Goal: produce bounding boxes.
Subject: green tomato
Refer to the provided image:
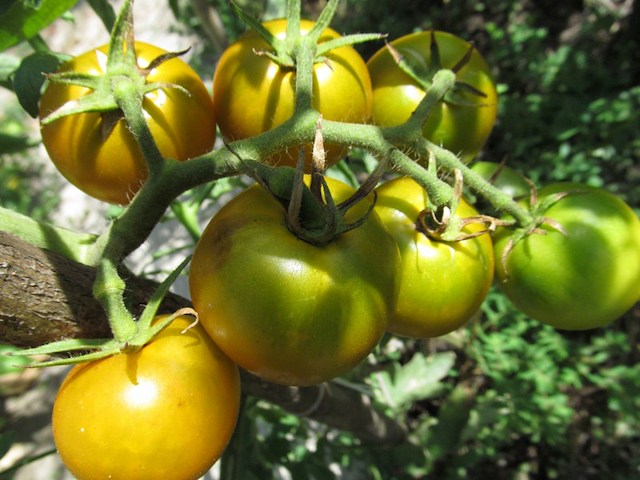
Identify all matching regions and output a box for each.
[494,183,640,330]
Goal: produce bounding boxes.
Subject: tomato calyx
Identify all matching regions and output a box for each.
[40,0,192,131]
[496,187,580,276]
[386,29,491,109]
[414,169,504,242]
[230,120,385,247]
[230,0,384,71]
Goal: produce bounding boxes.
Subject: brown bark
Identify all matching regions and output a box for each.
[0,231,406,445]
[0,230,185,346]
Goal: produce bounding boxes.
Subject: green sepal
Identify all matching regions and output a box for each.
[135,256,191,334]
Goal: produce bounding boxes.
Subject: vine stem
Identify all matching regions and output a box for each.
[427,142,534,225]
[293,35,317,114]
[113,76,165,177]
[92,257,137,342]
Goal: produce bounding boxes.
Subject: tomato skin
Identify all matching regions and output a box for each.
[367,31,498,162]
[375,177,494,338]
[494,183,640,330]
[39,42,216,205]
[470,161,531,200]
[52,316,240,480]
[212,19,372,170]
[189,178,398,386]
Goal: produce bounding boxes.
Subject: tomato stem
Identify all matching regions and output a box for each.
[114,77,165,176]
[427,142,535,226]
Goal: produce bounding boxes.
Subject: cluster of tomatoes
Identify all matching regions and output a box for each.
[37,16,640,480]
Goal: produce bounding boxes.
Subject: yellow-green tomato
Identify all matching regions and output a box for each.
[212,19,372,170]
[52,315,240,480]
[39,42,216,205]
[367,31,498,162]
[189,177,398,386]
[375,176,495,338]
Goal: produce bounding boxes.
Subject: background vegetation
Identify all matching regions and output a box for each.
[1,0,639,478]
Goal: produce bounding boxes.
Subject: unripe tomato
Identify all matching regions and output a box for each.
[367,31,498,162]
[212,19,372,170]
[375,176,494,338]
[39,42,216,205]
[470,161,531,200]
[189,177,398,386]
[52,315,240,480]
[494,183,640,330]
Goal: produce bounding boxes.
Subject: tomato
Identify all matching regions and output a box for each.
[212,19,372,170]
[39,42,216,205]
[367,31,498,162]
[375,176,494,338]
[52,315,240,480]
[189,177,398,386]
[494,183,640,330]
[470,161,531,200]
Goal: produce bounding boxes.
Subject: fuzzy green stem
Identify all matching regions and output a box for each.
[113,77,165,176]
[427,142,534,225]
[285,0,301,39]
[406,69,456,132]
[383,68,455,145]
[93,257,137,342]
[320,119,454,207]
[293,36,317,114]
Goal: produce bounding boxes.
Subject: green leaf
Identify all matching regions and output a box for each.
[371,351,455,412]
[86,0,116,32]
[0,132,34,154]
[0,431,15,461]
[0,345,31,374]
[13,51,68,117]
[0,53,20,85]
[423,383,477,463]
[0,0,78,52]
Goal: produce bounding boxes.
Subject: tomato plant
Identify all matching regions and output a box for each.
[375,176,495,338]
[494,183,640,330]
[39,41,216,205]
[189,177,398,386]
[212,19,372,170]
[52,315,240,480]
[367,31,498,162]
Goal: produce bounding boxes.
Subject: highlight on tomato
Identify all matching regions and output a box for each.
[367,30,498,162]
[189,177,399,386]
[39,42,216,205]
[212,19,372,170]
[494,183,640,330]
[375,176,495,338]
[52,315,240,480]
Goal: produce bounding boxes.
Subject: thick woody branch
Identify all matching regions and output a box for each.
[0,231,406,445]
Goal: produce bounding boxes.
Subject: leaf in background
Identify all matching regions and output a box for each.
[0,53,20,88]
[86,0,115,32]
[371,351,456,412]
[13,51,69,117]
[0,132,35,154]
[0,0,78,52]
[422,383,477,464]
